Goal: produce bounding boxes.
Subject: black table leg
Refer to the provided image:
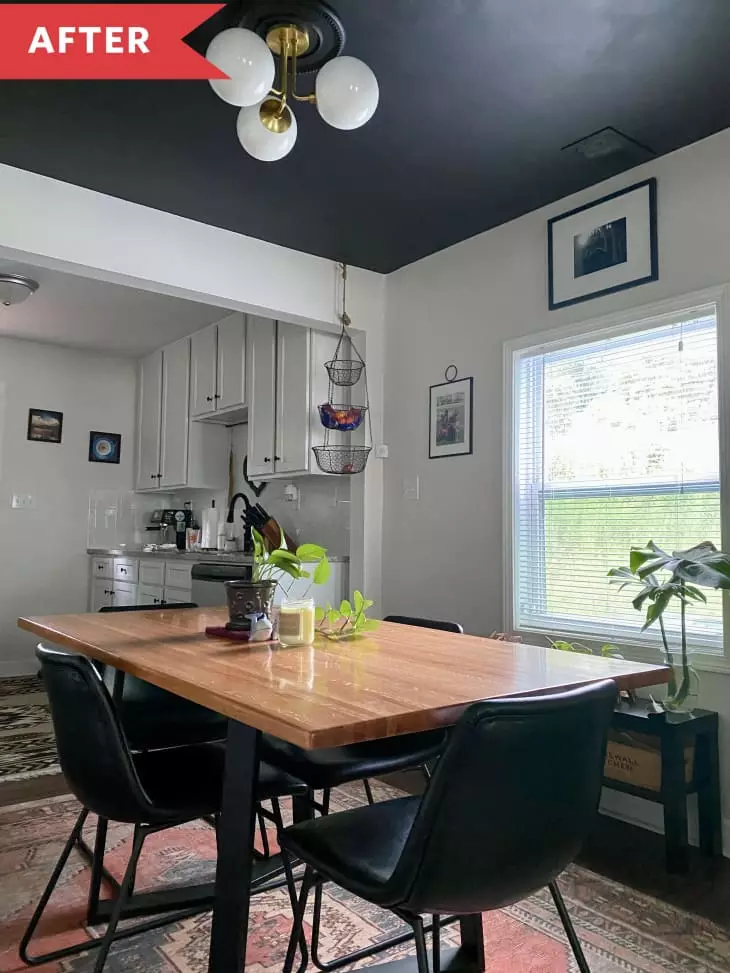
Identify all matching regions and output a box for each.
[208,719,261,973]
[697,730,723,857]
[661,734,689,874]
[458,916,485,972]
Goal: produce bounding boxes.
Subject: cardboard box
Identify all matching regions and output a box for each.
[604,730,694,791]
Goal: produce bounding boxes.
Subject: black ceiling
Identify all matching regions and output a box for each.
[1,1,730,273]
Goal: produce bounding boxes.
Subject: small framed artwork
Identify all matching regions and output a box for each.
[548,177,657,310]
[429,376,473,459]
[27,409,63,444]
[89,431,122,464]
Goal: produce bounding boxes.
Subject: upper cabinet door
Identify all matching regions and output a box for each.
[159,337,190,489]
[190,323,217,417]
[136,350,163,490]
[216,313,246,411]
[247,316,276,478]
[276,321,311,474]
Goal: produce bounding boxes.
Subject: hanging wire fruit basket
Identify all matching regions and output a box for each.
[324,358,365,387]
[312,445,372,475]
[318,403,368,431]
[312,262,373,476]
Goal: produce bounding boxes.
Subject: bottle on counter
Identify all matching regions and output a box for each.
[200,499,217,550]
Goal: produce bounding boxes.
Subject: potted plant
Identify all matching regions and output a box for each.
[225,529,328,632]
[608,540,730,712]
[314,590,378,640]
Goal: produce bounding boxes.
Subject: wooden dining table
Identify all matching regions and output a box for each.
[19,607,670,973]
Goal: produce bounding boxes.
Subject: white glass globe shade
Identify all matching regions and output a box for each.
[207,28,275,107]
[315,56,379,130]
[236,100,298,162]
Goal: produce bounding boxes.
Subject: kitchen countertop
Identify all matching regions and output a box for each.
[87,548,349,563]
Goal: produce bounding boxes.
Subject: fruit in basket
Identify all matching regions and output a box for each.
[318,403,365,431]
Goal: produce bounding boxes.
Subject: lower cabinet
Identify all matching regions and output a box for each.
[137,583,165,607]
[89,558,193,610]
[91,578,137,611]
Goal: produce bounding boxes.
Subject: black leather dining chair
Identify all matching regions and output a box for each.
[22,644,307,973]
[280,680,618,973]
[259,615,462,810]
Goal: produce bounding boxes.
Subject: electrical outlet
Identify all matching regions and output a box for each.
[11,494,36,509]
[375,443,389,459]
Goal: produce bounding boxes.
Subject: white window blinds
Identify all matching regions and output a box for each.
[513,306,721,651]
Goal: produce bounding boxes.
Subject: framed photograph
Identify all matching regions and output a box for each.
[548,177,657,310]
[27,408,63,444]
[89,431,122,464]
[429,377,473,459]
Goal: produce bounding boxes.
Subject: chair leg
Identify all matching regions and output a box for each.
[363,779,375,805]
[19,807,90,965]
[412,915,430,973]
[86,815,109,924]
[283,867,315,973]
[271,798,308,972]
[548,881,591,973]
[91,825,146,973]
[257,806,271,860]
[432,913,441,973]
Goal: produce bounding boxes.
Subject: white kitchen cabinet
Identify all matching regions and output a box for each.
[92,557,114,581]
[91,578,114,612]
[136,339,228,492]
[163,586,193,606]
[247,316,277,478]
[139,560,165,588]
[247,319,339,479]
[138,583,165,606]
[190,323,218,417]
[160,337,190,488]
[190,314,247,420]
[136,350,163,490]
[113,581,138,608]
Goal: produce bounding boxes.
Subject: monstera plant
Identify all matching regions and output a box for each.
[609,541,730,711]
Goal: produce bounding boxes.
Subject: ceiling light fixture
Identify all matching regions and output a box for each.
[0,274,38,307]
[206,1,378,162]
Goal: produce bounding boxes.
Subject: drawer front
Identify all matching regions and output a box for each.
[139,560,165,587]
[92,557,113,580]
[138,583,165,606]
[165,562,193,590]
[114,558,138,584]
[164,586,193,606]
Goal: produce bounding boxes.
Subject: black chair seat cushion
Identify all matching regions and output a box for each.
[281,796,420,907]
[102,670,227,751]
[133,743,308,823]
[259,730,446,790]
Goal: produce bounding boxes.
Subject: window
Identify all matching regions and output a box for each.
[511,303,722,652]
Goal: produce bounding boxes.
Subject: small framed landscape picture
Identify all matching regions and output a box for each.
[27,408,63,444]
[89,431,122,464]
[429,377,473,459]
[548,177,657,310]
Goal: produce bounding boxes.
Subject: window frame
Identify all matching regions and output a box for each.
[503,285,730,674]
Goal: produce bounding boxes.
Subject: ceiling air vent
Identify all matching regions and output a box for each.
[562,126,655,165]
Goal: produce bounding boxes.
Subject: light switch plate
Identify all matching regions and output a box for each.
[12,494,36,509]
[375,443,389,459]
[402,476,420,501]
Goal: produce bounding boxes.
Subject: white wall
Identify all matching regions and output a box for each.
[0,164,387,615]
[0,338,136,674]
[382,126,730,841]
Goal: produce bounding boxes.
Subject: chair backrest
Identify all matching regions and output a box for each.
[37,643,155,823]
[384,615,463,634]
[388,680,616,915]
[99,602,198,612]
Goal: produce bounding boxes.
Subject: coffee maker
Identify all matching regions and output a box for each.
[146,508,189,550]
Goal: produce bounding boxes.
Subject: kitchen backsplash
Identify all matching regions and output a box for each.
[87,490,175,549]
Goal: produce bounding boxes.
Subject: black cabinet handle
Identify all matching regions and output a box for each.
[275,455,281,461]
[264,456,271,463]
[150,473,156,480]
[214,394,221,399]
[120,568,126,574]
[206,395,213,402]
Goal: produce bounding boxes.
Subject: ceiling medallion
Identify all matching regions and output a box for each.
[206,0,379,162]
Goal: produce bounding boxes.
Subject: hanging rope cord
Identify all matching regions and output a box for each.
[327,263,373,450]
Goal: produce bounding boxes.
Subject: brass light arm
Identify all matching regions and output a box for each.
[291,45,317,103]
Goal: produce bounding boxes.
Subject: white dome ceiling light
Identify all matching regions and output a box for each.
[206,1,378,163]
[0,275,38,307]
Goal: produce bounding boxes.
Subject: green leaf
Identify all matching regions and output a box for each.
[359,618,379,632]
[339,599,352,616]
[267,549,299,566]
[674,553,730,589]
[363,598,374,610]
[682,585,707,603]
[629,548,655,574]
[353,590,365,614]
[326,607,340,626]
[296,543,328,562]
[314,606,325,622]
[642,588,672,630]
[312,556,331,585]
[251,527,264,559]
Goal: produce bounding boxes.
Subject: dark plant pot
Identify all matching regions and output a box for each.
[225,580,276,632]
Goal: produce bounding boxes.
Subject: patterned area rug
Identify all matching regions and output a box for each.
[1,783,730,972]
[0,677,59,784]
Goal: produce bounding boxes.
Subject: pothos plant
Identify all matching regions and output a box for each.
[608,540,730,711]
[250,528,330,592]
[315,590,378,640]
[548,638,623,659]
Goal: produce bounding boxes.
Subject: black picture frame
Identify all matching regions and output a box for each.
[547,177,658,310]
[429,376,473,459]
[88,431,122,464]
[27,408,63,444]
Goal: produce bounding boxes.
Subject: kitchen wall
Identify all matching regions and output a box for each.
[0,338,136,674]
[227,423,351,555]
[382,126,730,844]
